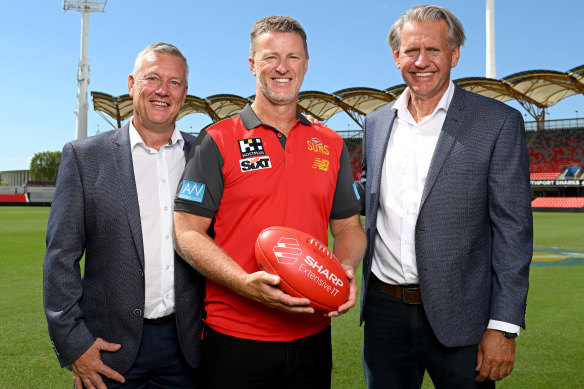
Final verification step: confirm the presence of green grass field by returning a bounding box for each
[0,207,582,388]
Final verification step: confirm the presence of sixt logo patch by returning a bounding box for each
[240,156,272,172]
[238,138,265,159]
[177,180,206,203]
[273,237,302,265]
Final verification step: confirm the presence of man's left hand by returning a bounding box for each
[326,265,357,318]
[476,329,516,382]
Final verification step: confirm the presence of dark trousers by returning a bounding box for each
[362,284,495,389]
[102,318,200,389]
[202,326,332,389]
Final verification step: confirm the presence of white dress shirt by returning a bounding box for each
[129,120,185,319]
[372,81,519,335]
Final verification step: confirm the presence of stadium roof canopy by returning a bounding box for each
[92,64,584,131]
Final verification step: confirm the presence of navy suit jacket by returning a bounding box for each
[356,86,533,347]
[43,124,204,372]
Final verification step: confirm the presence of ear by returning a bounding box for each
[450,46,461,68]
[303,55,309,75]
[128,75,135,96]
[180,85,188,106]
[249,57,257,76]
[392,48,401,69]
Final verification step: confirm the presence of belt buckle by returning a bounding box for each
[400,286,419,305]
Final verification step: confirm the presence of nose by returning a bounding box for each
[275,58,289,74]
[415,51,430,68]
[155,81,170,95]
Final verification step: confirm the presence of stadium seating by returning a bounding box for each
[531,197,584,208]
[344,138,362,180]
[528,129,584,179]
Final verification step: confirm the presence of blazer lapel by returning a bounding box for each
[113,124,145,268]
[419,86,466,210]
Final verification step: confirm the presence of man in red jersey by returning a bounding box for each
[174,15,366,389]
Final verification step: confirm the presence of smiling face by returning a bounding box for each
[393,19,460,107]
[128,52,188,134]
[249,31,308,107]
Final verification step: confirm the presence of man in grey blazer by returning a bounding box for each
[355,5,533,388]
[43,43,204,388]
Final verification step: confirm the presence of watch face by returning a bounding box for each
[501,331,518,339]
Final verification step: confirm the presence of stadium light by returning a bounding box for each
[63,0,107,140]
[486,0,496,79]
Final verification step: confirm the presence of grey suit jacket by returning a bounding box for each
[356,86,533,347]
[43,124,204,373]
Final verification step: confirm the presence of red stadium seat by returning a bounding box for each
[531,197,584,208]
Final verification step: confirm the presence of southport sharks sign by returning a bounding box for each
[530,179,584,187]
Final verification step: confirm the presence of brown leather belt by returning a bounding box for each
[144,313,175,324]
[370,276,422,305]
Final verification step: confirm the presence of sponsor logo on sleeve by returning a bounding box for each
[238,138,265,158]
[177,180,206,203]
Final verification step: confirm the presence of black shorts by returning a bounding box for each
[201,326,332,389]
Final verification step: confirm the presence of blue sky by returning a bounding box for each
[1,0,582,171]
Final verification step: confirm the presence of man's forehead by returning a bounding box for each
[138,52,185,73]
[255,31,304,48]
[402,19,448,35]
[400,20,449,45]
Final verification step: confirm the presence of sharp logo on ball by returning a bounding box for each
[240,156,272,172]
[273,237,302,265]
[301,256,344,288]
[238,138,265,158]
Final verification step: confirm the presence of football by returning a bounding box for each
[255,226,350,312]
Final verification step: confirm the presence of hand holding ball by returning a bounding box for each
[255,226,350,312]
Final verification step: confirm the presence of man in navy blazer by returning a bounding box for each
[43,43,204,388]
[356,5,533,388]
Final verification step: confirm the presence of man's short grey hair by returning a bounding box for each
[132,42,189,86]
[388,5,466,51]
[249,15,308,58]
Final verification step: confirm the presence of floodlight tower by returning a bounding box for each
[63,0,107,140]
[485,0,496,79]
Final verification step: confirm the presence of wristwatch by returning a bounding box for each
[497,330,518,339]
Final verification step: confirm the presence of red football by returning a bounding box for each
[255,226,350,312]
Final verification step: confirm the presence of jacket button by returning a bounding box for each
[134,309,142,317]
[139,270,144,277]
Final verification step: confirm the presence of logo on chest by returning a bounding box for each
[240,156,272,172]
[238,138,265,158]
[307,138,329,155]
[238,137,272,172]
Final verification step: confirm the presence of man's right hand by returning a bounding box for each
[71,338,124,389]
[243,271,315,314]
